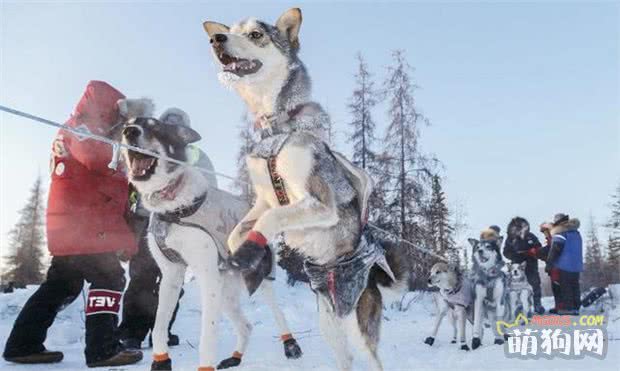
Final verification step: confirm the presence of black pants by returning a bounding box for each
[118,235,181,343]
[524,258,542,307]
[559,270,581,312]
[3,254,125,363]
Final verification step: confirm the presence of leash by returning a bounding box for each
[0,103,448,262]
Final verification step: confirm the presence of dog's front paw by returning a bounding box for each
[284,338,303,359]
[217,356,242,369]
[471,337,482,350]
[151,358,172,371]
[460,344,470,351]
[424,337,435,346]
[451,339,457,344]
[230,232,267,271]
[503,333,510,341]
[494,338,505,345]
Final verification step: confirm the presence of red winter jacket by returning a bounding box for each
[46,81,137,257]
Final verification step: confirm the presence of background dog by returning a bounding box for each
[505,262,533,321]
[204,8,411,371]
[468,238,507,350]
[426,262,472,351]
[120,103,300,371]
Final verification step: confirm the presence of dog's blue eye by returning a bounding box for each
[249,31,262,39]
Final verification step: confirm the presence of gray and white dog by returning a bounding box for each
[119,100,301,371]
[426,262,473,351]
[505,261,533,321]
[204,8,411,371]
[468,238,507,350]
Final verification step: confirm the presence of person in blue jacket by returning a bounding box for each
[546,213,583,315]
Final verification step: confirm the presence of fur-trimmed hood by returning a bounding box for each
[551,218,580,235]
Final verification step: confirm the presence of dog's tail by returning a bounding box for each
[370,239,412,300]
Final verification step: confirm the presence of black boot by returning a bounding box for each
[4,350,64,364]
[283,338,303,359]
[87,349,143,368]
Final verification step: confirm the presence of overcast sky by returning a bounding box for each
[1,1,618,262]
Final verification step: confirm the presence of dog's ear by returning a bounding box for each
[519,261,527,269]
[467,238,479,248]
[117,98,155,119]
[203,21,230,38]
[276,8,302,49]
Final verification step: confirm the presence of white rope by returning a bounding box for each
[0,104,447,262]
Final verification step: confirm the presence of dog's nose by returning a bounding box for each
[122,126,141,141]
[428,278,432,284]
[211,33,227,44]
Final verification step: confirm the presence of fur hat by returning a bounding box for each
[480,228,500,241]
[552,213,569,226]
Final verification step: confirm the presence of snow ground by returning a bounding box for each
[1,270,618,371]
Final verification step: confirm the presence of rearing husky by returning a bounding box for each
[204,8,410,371]
[119,100,301,371]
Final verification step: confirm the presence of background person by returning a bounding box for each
[2,81,142,367]
[546,213,583,315]
[503,217,545,314]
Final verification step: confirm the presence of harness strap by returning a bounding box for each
[267,156,290,206]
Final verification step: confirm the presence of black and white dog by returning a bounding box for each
[203,8,411,371]
[468,237,507,350]
[119,101,300,371]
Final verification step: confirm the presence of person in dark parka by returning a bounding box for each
[503,217,545,314]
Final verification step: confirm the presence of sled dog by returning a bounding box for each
[506,262,533,321]
[468,237,507,350]
[426,262,472,351]
[204,8,411,371]
[119,100,301,371]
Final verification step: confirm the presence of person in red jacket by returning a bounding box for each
[3,81,143,367]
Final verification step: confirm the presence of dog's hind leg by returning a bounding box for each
[218,275,252,369]
[150,260,185,369]
[351,286,384,371]
[318,297,352,371]
[259,279,303,359]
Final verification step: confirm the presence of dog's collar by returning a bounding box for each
[159,191,208,222]
[255,103,310,138]
[445,281,463,296]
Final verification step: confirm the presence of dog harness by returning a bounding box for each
[441,278,473,310]
[257,127,392,317]
[304,228,394,317]
[149,192,212,265]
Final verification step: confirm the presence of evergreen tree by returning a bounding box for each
[347,53,378,170]
[2,176,47,287]
[381,50,437,288]
[235,113,255,204]
[583,215,604,288]
[605,183,620,284]
[381,49,434,242]
[425,175,456,263]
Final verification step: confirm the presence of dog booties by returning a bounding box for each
[304,229,394,317]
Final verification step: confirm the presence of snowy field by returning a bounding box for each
[1,270,618,371]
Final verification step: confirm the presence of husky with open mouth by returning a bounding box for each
[204,8,411,371]
[468,236,507,350]
[119,100,302,371]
